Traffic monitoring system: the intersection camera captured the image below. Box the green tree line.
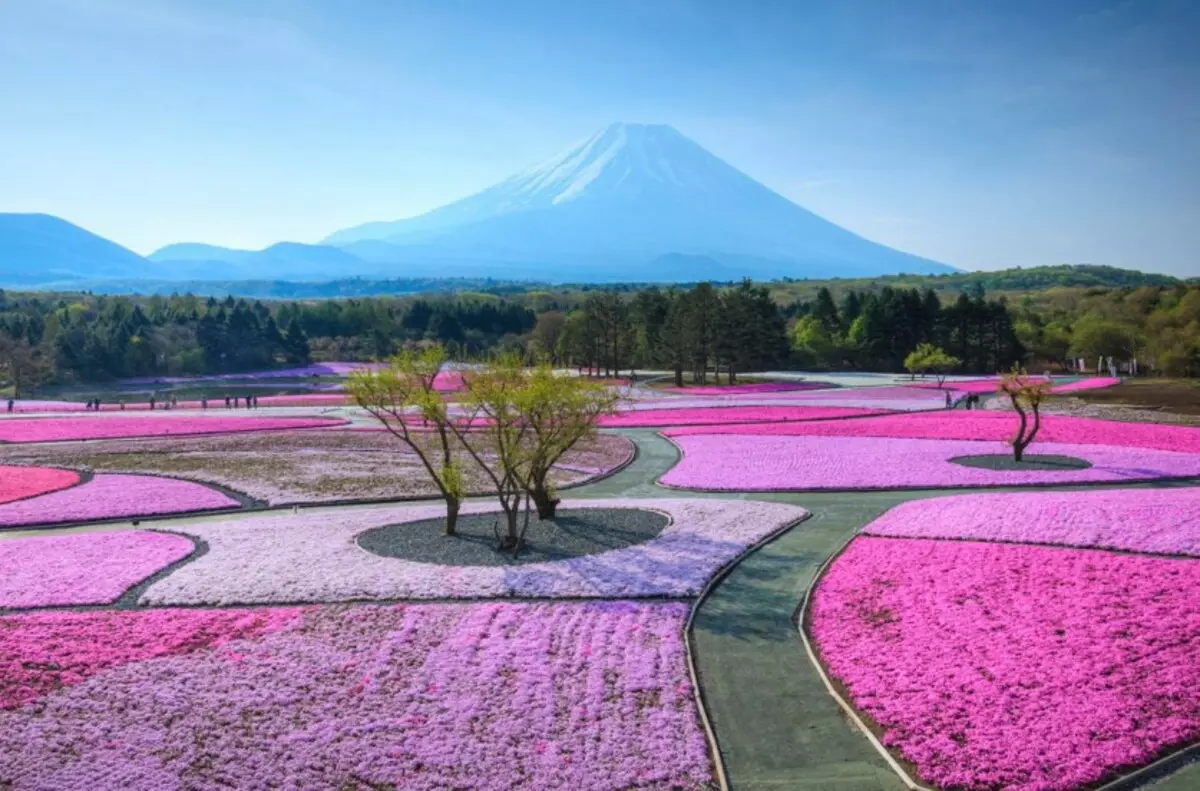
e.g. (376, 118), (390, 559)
(1, 278), (1198, 393)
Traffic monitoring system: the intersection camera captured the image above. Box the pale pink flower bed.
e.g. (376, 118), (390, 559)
(0, 416), (346, 443)
(0, 474), (239, 528)
(141, 498), (807, 605)
(809, 537), (1200, 791)
(862, 488), (1200, 557)
(597, 406), (886, 427)
(0, 602), (713, 790)
(663, 410), (1200, 453)
(0, 466), (80, 505)
(660, 434), (1200, 491)
(662, 382), (833, 395)
(0, 531), (195, 607)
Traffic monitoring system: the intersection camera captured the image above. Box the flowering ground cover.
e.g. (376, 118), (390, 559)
(1051, 376), (1121, 393)
(0, 474), (239, 528)
(0, 530), (196, 608)
(659, 434), (1200, 491)
(862, 487), (1200, 557)
(0, 607), (302, 710)
(662, 382), (834, 395)
(0, 430), (634, 505)
(597, 405), (887, 428)
(0, 601), (714, 790)
(808, 537), (1200, 791)
(0, 466), (80, 504)
(0, 415), (346, 443)
(140, 498), (807, 604)
(621, 389), (943, 413)
(662, 409), (1200, 454)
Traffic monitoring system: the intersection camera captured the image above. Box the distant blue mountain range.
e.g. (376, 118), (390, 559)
(1, 123), (959, 287)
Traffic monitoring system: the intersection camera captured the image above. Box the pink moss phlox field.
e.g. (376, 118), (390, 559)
(0, 531), (196, 607)
(810, 537), (1200, 791)
(663, 410), (1200, 453)
(140, 498), (807, 605)
(0, 466), (80, 504)
(659, 434), (1200, 491)
(862, 488), (1200, 557)
(0, 474), (239, 528)
(0, 416), (346, 443)
(0, 602), (714, 791)
(662, 382), (833, 395)
(0, 607), (302, 710)
(597, 406), (886, 427)
(1050, 376), (1121, 393)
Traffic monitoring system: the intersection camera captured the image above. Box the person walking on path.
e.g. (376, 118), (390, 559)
(6, 399), (12, 413)
(945, 390), (953, 409)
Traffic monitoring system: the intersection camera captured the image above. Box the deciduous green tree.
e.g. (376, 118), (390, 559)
(348, 346), (466, 535)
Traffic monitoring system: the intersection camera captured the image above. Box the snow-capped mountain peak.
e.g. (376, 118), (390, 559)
(320, 123), (956, 280)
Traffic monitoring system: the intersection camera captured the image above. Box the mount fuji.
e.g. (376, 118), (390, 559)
(321, 123), (957, 281)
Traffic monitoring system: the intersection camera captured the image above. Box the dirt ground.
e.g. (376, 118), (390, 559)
(1052, 379), (1200, 416)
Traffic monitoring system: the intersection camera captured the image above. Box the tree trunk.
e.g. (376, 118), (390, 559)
(444, 497), (460, 536)
(531, 481), (559, 520)
(674, 365), (683, 387)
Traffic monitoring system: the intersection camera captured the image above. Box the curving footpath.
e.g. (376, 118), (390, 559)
(578, 429), (1200, 791)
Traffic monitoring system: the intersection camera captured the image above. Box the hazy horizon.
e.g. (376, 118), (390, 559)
(2, 0), (1198, 277)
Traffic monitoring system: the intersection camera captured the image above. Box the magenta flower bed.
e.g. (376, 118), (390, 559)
(141, 498), (807, 605)
(0, 530), (196, 607)
(663, 410), (1200, 453)
(809, 537), (1200, 790)
(662, 382), (834, 395)
(0, 474), (239, 528)
(597, 405), (886, 427)
(0, 607), (300, 709)
(1051, 376), (1121, 393)
(660, 434), (1200, 491)
(0, 466), (80, 505)
(0, 415), (345, 443)
(0, 602), (714, 790)
(862, 488), (1200, 557)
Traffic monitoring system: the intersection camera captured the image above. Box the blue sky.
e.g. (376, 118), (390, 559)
(1, 0), (1197, 276)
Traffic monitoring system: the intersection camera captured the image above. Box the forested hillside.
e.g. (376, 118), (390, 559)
(1, 271), (1198, 394)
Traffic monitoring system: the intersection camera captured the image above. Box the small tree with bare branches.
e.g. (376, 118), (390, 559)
(997, 367), (1051, 462)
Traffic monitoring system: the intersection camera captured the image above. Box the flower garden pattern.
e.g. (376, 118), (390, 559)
(662, 410), (1200, 453)
(861, 487), (1200, 557)
(597, 405), (887, 428)
(0, 466), (80, 505)
(140, 498), (807, 605)
(0, 530), (195, 608)
(0, 473), (240, 528)
(0, 602), (713, 791)
(659, 434), (1200, 491)
(808, 536), (1200, 791)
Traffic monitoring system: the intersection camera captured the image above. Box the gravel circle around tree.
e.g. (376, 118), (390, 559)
(357, 507), (671, 567)
(949, 454), (1093, 471)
